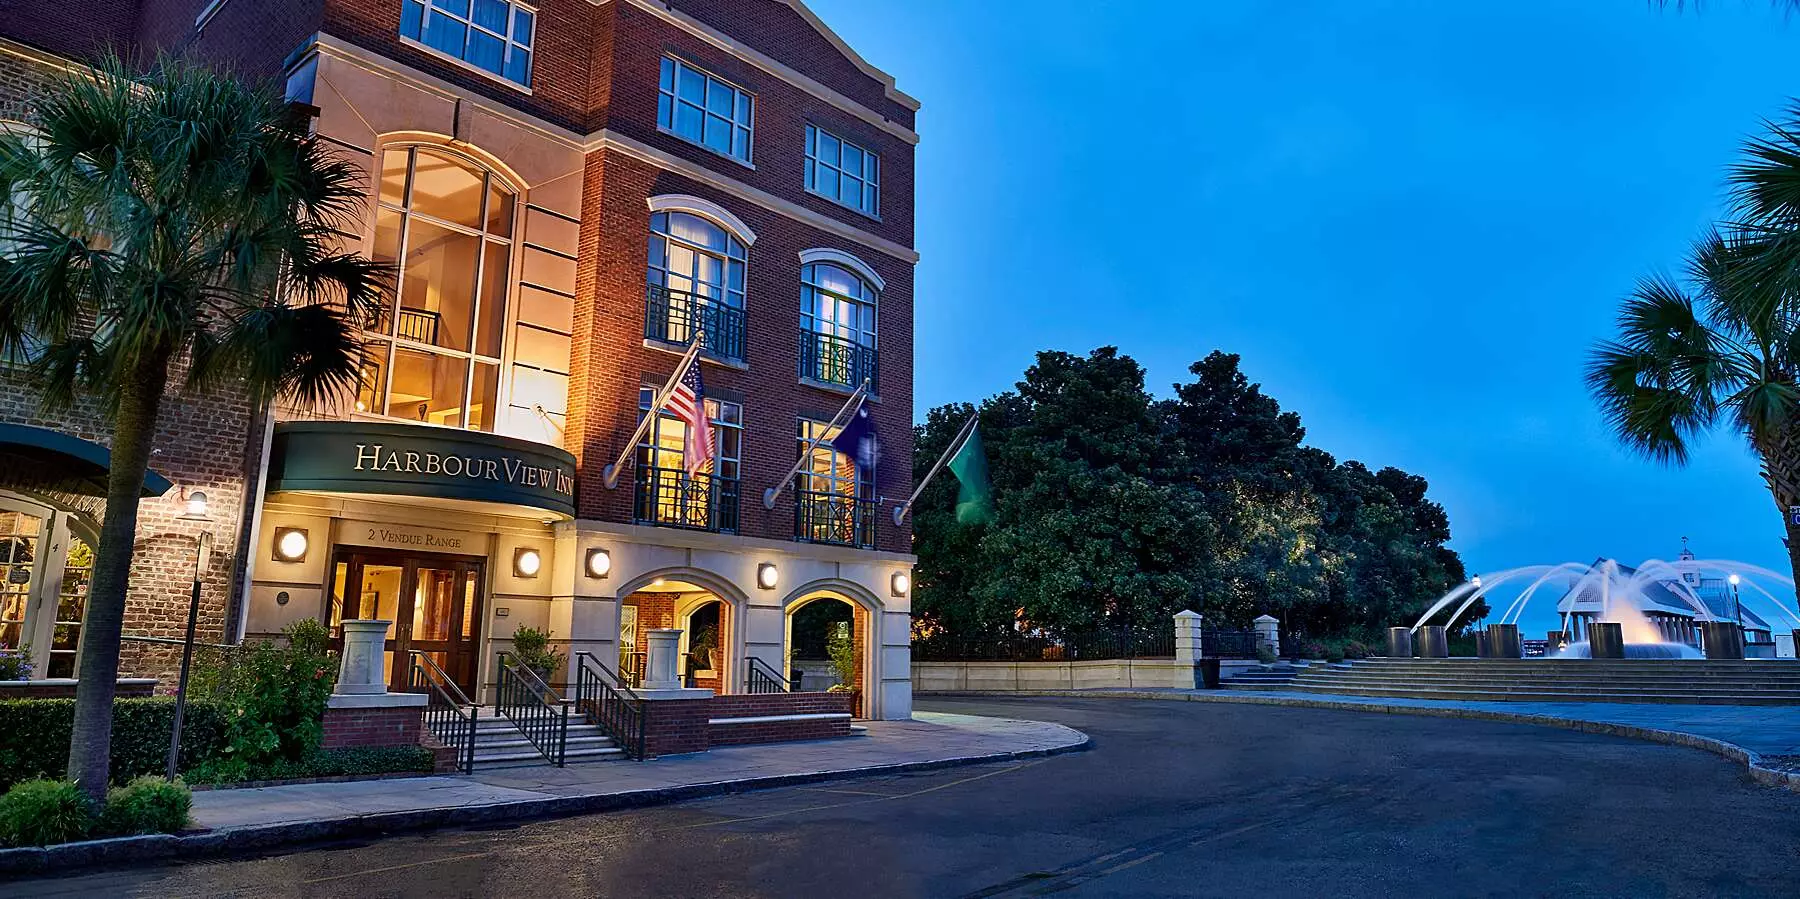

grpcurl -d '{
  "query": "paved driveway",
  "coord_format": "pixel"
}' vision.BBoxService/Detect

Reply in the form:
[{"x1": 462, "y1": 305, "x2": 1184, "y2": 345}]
[{"x1": 12, "y1": 696, "x2": 1800, "y2": 898}]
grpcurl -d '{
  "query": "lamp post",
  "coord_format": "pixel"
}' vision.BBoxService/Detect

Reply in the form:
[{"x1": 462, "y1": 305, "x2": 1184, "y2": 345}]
[
  {"x1": 166, "y1": 491, "x2": 213, "y2": 780},
  {"x1": 1729, "y1": 573, "x2": 1744, "y2": 630}
]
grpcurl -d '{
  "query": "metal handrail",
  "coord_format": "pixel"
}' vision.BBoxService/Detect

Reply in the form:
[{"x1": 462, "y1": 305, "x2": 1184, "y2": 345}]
[
  {"x1": 619, "y1": 650, "x2": 647, "y2": 689},
  {"x1": 744, "y1": 656, "x2": 797, "y2": 694},
  {"x1": 495, "y1": 651, "x2": 569, "y2": 767},
  {"x1": 793, "y1": 488, "x2": 877, "y2": 548},
  {"x1": 645, "y1": 284, "x2": 746, "y2": 361},
  {"x1": 574, "y1": 652, "x2": 648, "y2": 760},
  {"x1": 409, "y1": 650, "x2": 477, "y2": 774}
]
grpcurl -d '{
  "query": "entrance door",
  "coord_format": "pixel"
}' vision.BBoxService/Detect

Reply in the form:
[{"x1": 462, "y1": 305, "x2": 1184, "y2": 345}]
[{"x1": 328, "y1": 550, "x2": 486, "y2": 697}]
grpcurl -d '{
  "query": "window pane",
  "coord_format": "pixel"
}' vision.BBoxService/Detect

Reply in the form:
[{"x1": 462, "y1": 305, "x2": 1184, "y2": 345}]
[
  {"x1": 841, "y1": 145, "x2": 862, "y2": 176},
  {"x1": 469, "y1": 361, "x2": 499, "y2": 432},
  {"x1": 677, "y1": 66, "x2": 704, "y2": 104},
  {"x1": 674, "y1": 103, "x2": 703, "y2": 142},
  {"x1": 667, "y1": 212, "x2": 724, "y2": 252},
  {"x1": 819, "y1": 132, "x2": 839, "y2": 166},
  {"x1": 816, "y1": 166, "x2": 838, "y2": 200},
  {"x1": 401, "y1": 0, "x2": 426, "y2": 41},
  {"x1": 424, "y1": 11, "x2": 467, "y2": 57},
  {"x1": 356, "y1": 342, "x2": 388, "y2": 413},
  {"x1": 504, "y1": 48, "x2": 531, "y2": 86},
  {"x1": 839, "y1": 180, "x2": 860, "y2": 210},
  {"x1": 657, "y1": 94, "x2": 672, "y2": 129},
  {"x1": 371, "y1": 210, "x2": 403, "y2": 333},
  {"x1": 400, "y1": 219, "x2": 480, "y2": 352},
  {"x1": 386, "y1": 347, "x2": 471, "y2": 427},
  {"x1": 432, "y1": 0, "x2": 470, "y2": 15},
  {"x1": 704, "y1": 114, "x2": 731, "y2": 153},
  {"x1": 735, "y1": 94, "x2": 752, "y2": 126},
  {"x1": 472, "y1": 0, "x2": 508, "y2": 33},
  {"x1": 660, "y1": 57, "x2": 674, "y2": 93},
  {"x1": 706, "y1": 81, "x2": 734, "y2": 117},
  {"x1": 733, "y1": 128, "x2": 749, "y2": 161},
  {"x1": 467, "y1": 30, "x2": 504, "y2": 74},
  {"x1": 514, "y1": 8, "x2": 533, "y2": 44},
  {"x1": 476, "y1": 241, "x2": 509, "y2": 357},
  {"x1": 409, "y1": 149, "x2": 484, "y2": 228},
  {"x1": 485, "y1": 182, "x2": 514, "y2": 237},
  {"x1": 379, "y1": 149, "x2": 410, "y2": 206}
]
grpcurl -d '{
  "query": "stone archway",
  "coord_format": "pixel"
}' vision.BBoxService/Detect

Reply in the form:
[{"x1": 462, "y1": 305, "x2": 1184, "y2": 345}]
[
  {"x1": 614, "y1": 567, "x2": 747, "y2": 690},
  {"x1": 781, "y1": 580, "x2": 882, "y2": 718}
]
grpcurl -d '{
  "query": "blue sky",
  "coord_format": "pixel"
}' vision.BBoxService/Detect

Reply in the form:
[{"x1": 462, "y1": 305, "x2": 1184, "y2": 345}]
[{"x1": 812, "y1": 0, "x2": 1800, "y2": 628}]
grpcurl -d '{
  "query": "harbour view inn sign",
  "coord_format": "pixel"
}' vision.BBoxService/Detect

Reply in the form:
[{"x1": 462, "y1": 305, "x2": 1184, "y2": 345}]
[{"x1": 269, "y1": 421, "x2": 579, "y2": 518}]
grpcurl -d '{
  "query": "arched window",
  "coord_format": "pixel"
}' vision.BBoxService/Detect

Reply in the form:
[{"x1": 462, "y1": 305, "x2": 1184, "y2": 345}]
[
  {"x1": 799, "y1": 261, "x2": 878, "y2": 389},
  {"x1": 360, "y1": 146, "x2": 516, "y2": 432},
  {"x1": 646, "y1": 211, "x2": 747, "y2": 360}
]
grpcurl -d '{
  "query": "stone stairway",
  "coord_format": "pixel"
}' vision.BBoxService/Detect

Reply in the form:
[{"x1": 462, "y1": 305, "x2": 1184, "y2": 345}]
[
  {"x1": 1228, "y1": 657, "x2": 1800, "y2": 704},
  {"x1": 471, "y1": 714, "x2": 624, "y2": 769}
]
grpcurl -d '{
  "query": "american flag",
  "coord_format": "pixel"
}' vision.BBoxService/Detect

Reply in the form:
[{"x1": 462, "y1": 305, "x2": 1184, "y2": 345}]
[{"x1": 663, "y1": 355, "x2": 713, "y2": 475}]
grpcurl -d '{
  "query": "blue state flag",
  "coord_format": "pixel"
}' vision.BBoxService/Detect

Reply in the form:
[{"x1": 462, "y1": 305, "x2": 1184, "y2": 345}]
[{"x1": 831, "y1": 403, "x2": 881, "y2": 470}]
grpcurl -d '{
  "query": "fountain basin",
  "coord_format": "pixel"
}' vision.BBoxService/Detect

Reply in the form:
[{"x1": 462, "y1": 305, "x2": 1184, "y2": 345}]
[{"x1": 1551, "y1": 641, "x2": 1703, "y2": 660}]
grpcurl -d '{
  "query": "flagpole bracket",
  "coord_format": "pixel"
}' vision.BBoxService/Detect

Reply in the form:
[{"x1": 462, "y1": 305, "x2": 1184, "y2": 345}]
[
  {"x1": 761, "y1": 487, "x2": 779, "y2": 510},
  {"x1": 892, "y1": 504, "x2": 908, "y2": 527},
  {"x1": 603, "y1": 464, "x2": 621, "y2": 490}
]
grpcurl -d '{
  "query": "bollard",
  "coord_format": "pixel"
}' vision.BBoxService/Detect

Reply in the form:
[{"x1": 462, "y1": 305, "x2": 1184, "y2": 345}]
[
  {"x1": 1700, "y1": 621, "x2": 1745, "y2": 660},
  {"x1": 1587, "y1": 622, "x2": 1624, "y2": 659},
  {"x1": 1419, "y1": 625, "x2": 1449, "y2": 659},
  {"x1": 1386, "y1": 627, "x2": 1414, "y2": 659},
  {"x1": 1475, "y1": 631, "x2": 1490, "y2": 658},
  {"x1": 1486, "y1": 623, "x2": 1522, "y2": 659}
]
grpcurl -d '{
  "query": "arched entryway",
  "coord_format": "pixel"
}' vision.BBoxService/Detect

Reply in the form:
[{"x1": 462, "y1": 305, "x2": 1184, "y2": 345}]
[
  {"x1": 783, "y1": 583, "x2": 878, "y2": 718},
  {"x1": 615, "y1": 568, "x2": 744, "y2": 693}
]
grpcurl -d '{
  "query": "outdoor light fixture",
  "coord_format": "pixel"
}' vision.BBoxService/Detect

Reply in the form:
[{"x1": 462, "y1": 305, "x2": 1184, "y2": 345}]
[
  {"x1": 513, "y1": 547, "x2": 542, "y2": 579},
  {"x1": 178, "y1": 490, "x2": 211, "y2": 522},
  {"x1": 585, "y1": 548, "x2": 611, "y2": 579},
  {"x1": 1471, "y1": 575, "x2": 1482, "y2": 588},
  {"x1": 891, "y1": 571, "x2": 911, "y2": 597},
  {"x1": 757, "y1": 563, "x2": 779, "y2": 590},
  {"x1": 272, "y1": 527, "x2": 310, "y2": 563},
  {"x1": 1729, "y1": 573, "x2": 1742, "y2": 586}
]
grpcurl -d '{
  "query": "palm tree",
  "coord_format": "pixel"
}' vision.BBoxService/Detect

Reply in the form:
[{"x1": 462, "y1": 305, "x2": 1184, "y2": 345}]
[{"x1": 0, "y1": 56, "x2": 386, "y2": 800}]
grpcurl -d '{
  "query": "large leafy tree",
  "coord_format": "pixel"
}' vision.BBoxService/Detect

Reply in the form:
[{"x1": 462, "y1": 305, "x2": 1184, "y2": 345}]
[{"x1": 0, "y1": 57, "x2": 386, "y2": 799}]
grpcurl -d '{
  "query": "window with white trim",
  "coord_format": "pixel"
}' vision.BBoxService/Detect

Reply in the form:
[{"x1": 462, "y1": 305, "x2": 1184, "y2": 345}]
[
  {"x1": 805, "y1": 125, "x2": 879, "y2": 217},
  {"x1": 401, "y1": 0, "x2": 535, "y2": 88},
  {"x1": 659, "y1": 57, "x2": 754, "y2": 164}
]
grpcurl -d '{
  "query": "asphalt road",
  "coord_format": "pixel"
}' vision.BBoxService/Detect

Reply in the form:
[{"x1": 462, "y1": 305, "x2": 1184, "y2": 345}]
[{"x1": 11, "y1": 696, "x2": 1800, "y2": 898}]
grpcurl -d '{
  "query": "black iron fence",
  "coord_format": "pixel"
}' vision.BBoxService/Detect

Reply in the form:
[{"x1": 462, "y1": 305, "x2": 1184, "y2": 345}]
[
  {"x1": 574, "y1": 651, "x2": 647, "y2": 760},
  {"x1": 745, "y1": 656, "x2": 799, "y2": 693},
  {"x1": 634, "y1": 466, "x2": 740, "y2": 534},
  {"x1": 798, "y1": 329, "x2": 877, "y2": 390},
  {"x1": 495, "y1": 651, "x2": 569, "y2": 767},
  {"x1": 794, "y1": 489, "x2": 876, "y2": 548},
  {"x1": 645, "y1": 284, "x2": 745, "y2": 361},
  {"x1": 408, "y1": 650, "x2": 476, "y2": 774}
]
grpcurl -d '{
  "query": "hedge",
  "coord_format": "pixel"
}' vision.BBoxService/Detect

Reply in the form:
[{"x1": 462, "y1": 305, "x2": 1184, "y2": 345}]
[{"x1": 0, "y1": 697, "x2": 229, "y2": 791}]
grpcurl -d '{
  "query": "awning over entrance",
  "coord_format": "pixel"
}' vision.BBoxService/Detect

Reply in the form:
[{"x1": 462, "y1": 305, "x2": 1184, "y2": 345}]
[
  {"x1": 268, "y1": 421, "x2": 578, "y2": 519},
  {"x1": 0, "y1": 423, "x2": 175, "y2": 517}
]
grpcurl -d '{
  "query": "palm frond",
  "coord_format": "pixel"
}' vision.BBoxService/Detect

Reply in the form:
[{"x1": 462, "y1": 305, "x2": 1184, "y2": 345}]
[{"x1": 1586, "y1": 276, "x2": 1724, "y2": 463}]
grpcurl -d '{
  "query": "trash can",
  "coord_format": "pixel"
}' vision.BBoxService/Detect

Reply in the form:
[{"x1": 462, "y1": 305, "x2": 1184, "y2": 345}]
[{"x1": 1199, "y1": 658, "x2": 1222, "y2": 689}]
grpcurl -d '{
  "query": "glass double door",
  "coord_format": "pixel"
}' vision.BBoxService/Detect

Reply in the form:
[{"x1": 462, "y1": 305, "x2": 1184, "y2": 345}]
[{"x1": 329, "y1": 550, "x2": 485, "y2": 697}]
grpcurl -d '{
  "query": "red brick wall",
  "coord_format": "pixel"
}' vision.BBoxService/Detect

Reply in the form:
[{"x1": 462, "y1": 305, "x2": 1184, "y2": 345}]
[
  {"x1": 639, "y1": 695, "x2": 710, "y2": 757},
  {"x1": 2, "y1": 1, "x2": 140, "y2": 65},
  {"x1": 321, "y1": 703, "x2": 424, "y2": 749},
  {"x1": 707, "y1": 691, "x2": 853, "y2": 745},
  {"x1": 570, "y1": 150, "x2": 915, "y2": 554}
]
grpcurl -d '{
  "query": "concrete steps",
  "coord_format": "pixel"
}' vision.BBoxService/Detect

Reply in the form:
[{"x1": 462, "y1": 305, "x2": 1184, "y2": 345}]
[
  {"x1": 1230, "y1": 658, "x2": 1800, "y2": 705},
  {"x1": 471, "y1": 716, "x2": 623, "y2": 769}
]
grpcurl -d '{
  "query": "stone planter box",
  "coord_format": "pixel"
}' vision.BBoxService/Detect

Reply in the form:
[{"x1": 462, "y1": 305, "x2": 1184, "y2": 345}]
[{"x1": 0, "y1": 679, "x2": 158, "y2": 699}]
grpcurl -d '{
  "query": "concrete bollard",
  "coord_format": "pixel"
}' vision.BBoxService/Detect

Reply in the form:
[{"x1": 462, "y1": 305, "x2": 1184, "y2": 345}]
[
  {"x1": 1386, "y1": 627, "x2": 1414, "y2": 659},
  {"x1": 1700, "y1": 621, "x2": 1745, "y2": 660},
  {"x1": 1474, "y1": 631, "x2": 1490, "y2": 658},
  {"x1": 1486, "y1": 623, "x2": 1522, "y2": 659},
  {"x1": 1419, "y1": 625, "x2": 1449, "y2": 659},
  {"x1": 1587, "y1": 622, "x2": 1625, "y2": 659}
]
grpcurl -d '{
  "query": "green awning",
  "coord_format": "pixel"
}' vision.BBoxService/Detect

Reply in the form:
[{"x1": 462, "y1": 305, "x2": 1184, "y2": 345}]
[{"x1": 0, "y1": 423, "x2": 174, "y2": 500}]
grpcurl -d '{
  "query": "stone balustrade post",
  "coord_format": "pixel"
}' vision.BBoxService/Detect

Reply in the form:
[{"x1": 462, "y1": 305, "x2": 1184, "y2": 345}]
[
  {"x1": 642, "y1": 628, "x2": 684, "y2": 690},
  {"x1": 1174, "y1": 610, "x2": 1203, "y2": 662},
  {"x1": 1253, "y1": 615, "x2": 1281, "y2": 657},
  {"x1": 335, "y1": 620, "x2": 391, "y2": 694}
]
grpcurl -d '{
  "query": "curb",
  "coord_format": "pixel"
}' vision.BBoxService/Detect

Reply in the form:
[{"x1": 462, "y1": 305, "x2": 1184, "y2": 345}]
[
  {"x1": 925, "y1": 689, "x2": 1800, "y2": 791},
  {"x1": 0, "y1": 730, "x2": 1089, "y2": 879}
]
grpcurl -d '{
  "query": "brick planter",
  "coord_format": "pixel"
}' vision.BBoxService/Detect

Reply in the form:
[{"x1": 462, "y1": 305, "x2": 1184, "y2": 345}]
[
  {"x1": 707, "y1": 692, "x2": 855, "y2": 747},
  {"x1": 321, "y1": 702, "x2": 424, "y2": 750}
]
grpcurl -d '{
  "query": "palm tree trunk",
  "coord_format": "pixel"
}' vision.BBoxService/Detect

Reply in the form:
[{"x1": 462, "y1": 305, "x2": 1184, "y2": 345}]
[
  {"x1": 65, "y1": 350, "x2": 171, "y2": 801},
  {"x1": 1759, "y1": 424, "x2": 1800, "y2": 610}
]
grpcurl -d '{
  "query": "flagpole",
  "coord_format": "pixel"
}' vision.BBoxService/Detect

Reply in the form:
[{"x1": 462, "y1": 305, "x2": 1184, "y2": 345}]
[
  {"x1": 761, "y1": 379, "x2": 869, "y2": 510},
  {"x1": 892, "y1": 411, "x2": 979, "y2": 526},
  {"x1": 603, "y1": 334, "x2": 705, "y2": 490}
]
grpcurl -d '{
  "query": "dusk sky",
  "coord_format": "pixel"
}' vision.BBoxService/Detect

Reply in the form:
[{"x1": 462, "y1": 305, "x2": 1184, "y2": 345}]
[{"x1": 812, "y1": 0, "x2": 1800, "y2": 629}]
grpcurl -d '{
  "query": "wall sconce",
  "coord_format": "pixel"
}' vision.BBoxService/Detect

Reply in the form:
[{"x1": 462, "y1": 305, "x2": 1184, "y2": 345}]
[
  {"x1": 513, "y1": 547, "x2": 543, "y2": 579},
  {"x1": 757, "y1": 562, "x2": 779, "y2": 590},
  {"x1": 891, "y1": 571, "x2": 910, "y2": 597},
  {"x1": 272, "y1": 527, "x2": 310, "y2": 563},
  {"x1": 585, "y1": 548, "x2": 611, "y2": 579},
  {"x1": 178, "y1": 489, "x2": 210, "y2": 522}
]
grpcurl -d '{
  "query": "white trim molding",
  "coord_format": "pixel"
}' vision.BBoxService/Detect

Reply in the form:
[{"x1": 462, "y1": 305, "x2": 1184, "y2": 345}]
[
  {"x1": 799, "y1": 247, "x2": 885, "y2": 292},
  {"x1": 647, "y1": 194, "x2": 758, "y2": 246}
]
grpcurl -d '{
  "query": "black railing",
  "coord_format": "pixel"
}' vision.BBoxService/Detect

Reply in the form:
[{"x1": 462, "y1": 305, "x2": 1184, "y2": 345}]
[
  {"x1": 574, "y1": 652, "x2": 647, "y2": 760},
  {"x1": 745, "y1": 656, "x2": 798, "y2": 693},
  {"x1": 495, "y1": 651, "x2": 569, "y2": 767},
  {"x1": 634, "y1": 466, "x2": 740, "y2": 534},
  {"x1": 645, "y1": 284, "x2": 745, "y2": 362},
  {"x1": 397, "y1": 307, "x2": 441, "y2": 344},
  {"x1": 409, "y1": 650, "x2": 477, "y2": 774},
  {"x1": 1200, "y1": 629, "x2": 1259, "y2": 660},
  {"x1": 913, "y1": 626, "x2": 1178, "y2": 662},
  {"x1": 619, "y1": 650, "x2": 647, "y2": 689},
  {"x1": 794, "y1": 489, "x2": 877, "y2": 548},
  {"x1": 798, "y1": 329, "x2": 877, "y2": 390}
]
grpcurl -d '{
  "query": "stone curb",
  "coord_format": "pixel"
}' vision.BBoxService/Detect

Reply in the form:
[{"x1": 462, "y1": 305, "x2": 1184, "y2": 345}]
[
  {"x1": 0, "y1": 729, "x2": 1090, "y2": 879},
  {"x1": 925, "y1": 689, "x2": 1800, "y2": 791}
]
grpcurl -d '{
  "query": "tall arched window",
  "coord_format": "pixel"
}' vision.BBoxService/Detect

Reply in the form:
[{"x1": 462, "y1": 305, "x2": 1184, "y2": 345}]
[
  {"x1": 646, "y1": 211, "x2": 747, "y2": 360},
  {"x1": 360, "y1": 146, "x2": 516, "y2": 431},
  {"x1": 800, "y1": 261, "x2": 878, "y2": 389}
]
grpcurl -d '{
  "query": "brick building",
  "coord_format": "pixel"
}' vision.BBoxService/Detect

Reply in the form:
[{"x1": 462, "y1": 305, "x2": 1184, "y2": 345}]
[{"x1": 0, "y1": 0, "x2": 919, "y2": 720}]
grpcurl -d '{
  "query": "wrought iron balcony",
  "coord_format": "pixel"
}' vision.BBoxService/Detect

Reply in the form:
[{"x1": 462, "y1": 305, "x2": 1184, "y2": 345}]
[
  {"x1": 396, "y1": 307, "x2": 441, "y2": 344},
  {"x1": 645, "y1": 284, "x2": 745, "y2": 362},
  {"x1": 798, "y1": 329, "x2": 877, "y2": 391},
  {"x1": 793, "y1": 488, "x2": 877, "y2": 549},
  {"x1": 634, "y1": 466, "x2": 740, "y2": 534}
]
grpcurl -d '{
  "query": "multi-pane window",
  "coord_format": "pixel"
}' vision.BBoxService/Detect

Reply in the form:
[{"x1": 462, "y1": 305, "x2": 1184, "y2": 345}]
[
  {"x1": 401, "y1": 0, "x2": 535, "y2": 87},
  {"x1": 658, "y1": 57, "x2": 754, "y2": 164},
  {"x1": 0, "y1": 511, "x2": 38, "y2": 657},
  {"x1": 801, "y1": 262, "x2": 877, "y2": 350},
  {"x1": 795, "y1": 418, "x2": 874, "y2": 546},
  {"x1": 797, "y1": 419, "x2": 867, "y2": 499},
  {"x1": 360, "y1": 146, "x2": 516, "y2": 432},
  {"x1": 49, "y1": 536, "x2": 91, "y2": 679},
  {"x1": 638, "y1": 390, "x2": 743, "y2": 481},
  {"x1": 636, "y1": 389, "x2": 743, "y2": 532},
  {"x1": 805, "y1": 125, "x2": 880, "y2": 217}
]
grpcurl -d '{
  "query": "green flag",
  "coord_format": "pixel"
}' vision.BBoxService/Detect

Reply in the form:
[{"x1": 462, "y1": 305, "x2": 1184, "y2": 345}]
[{"x1": 946, "y1": 425, "x2": 995, "y2": 525}]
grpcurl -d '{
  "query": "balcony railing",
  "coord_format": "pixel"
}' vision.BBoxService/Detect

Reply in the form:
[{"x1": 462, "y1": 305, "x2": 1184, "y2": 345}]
[
  {"x1": 798, "y1": 329, "x2": 877, "y2": 391},
  {"x1": 634, "y1": 466, "x2": 740, "y2": 534},
  {"x1": 793, "y1": 488, "x2": 877, "y2": 549},
  {"x1": 645, "y1": 284, "x2": 745, "y2": 362}
]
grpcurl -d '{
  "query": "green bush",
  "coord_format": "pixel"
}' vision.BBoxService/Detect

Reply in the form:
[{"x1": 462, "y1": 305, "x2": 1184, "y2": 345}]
[
  {"x1": 1325, "y1": 645, "x2": 1346, "y2": 663},
  {"x1": 1254, "y1": 644, "x2": 1279, "y2": 664},
  {"x1": 0, "y1": 779, "x2": 93, "y2": 847},
  {"x1": 98, "y1": 776, "x2": 191, "y2": 836},
  {"x1": 190, "y1": 620, "x2": 336, "y2": 782},
  {"x1": 1342, "y1": 640, "x2": 1370, "y2": 660},
  {"x1": 510, "y1": 625, "x2": 565, "y2": 676},
  {"x1": 0, "y1": 646, "x2": 30, "y2": 680},
  {"x1": 190, "y1": 745, "x2": 435, "y2": 784},
  {"x1": 0, "y1": 697, "x2": 229, "y2": 791}
]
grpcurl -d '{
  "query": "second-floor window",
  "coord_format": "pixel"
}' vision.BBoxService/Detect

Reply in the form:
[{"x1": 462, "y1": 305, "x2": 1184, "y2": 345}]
[
  {"x1": 401, "y1": 0, "x2": 536, "y2": 88},
  {"x1": 805, "y1": 125, "x2": 880, "y2": 217},
  {"x1": 795, "y1": 418, "x2": 875, "y2": 547},
  {"x1": 659, "y1": 57, "x2": 754, "y2": 164},
  {"x1": 637, "y1": 389, "x2": 742, "y2": 532}
]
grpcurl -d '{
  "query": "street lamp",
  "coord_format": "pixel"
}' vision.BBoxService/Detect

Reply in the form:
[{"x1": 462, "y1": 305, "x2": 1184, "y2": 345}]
[
  {"x1": 1728, "y1": 573, "x2": 1745, "y2": 630},
  {"x1": 167, "y1": 490, "x2": 213, "y2": 780}
]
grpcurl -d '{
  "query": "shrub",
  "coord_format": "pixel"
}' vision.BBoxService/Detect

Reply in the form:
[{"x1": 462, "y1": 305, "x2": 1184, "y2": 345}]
[
  {"x1": 0, "y1": 779, "x2": 93, "y2": 847},
  {"x1": 1299, "y1": 640, "x2": 1328, "y2": 660},
  {"x1": 1254, "y1": 644, "x2": 1278, "y2": 664},
  {"x1": 191, "y1": 620, "x2": 336, "y2": 782},
  {"x1": 98, "y1": 776, "x2": 191, "y2": 836},
  {"x1": 1343, "y1": 640, "x2": 1370, "y2": 660},
  {"x1": 1325, "y1": 646, "x2": 1346, "y2": 663},
  {"x1": 0, "y1": 697, "x2": 229, "y2": 791},
  {"x1": 827, "y1": 630, "x2": 857, "y2": 688},
  {"x1": 510, "y1": 625, "x2": 565, "y2": 677},
  {"x1": 0, "y1": 646, "x2": 30, "y2": 681},
  {"x1": 190, "y1": 745, "x2": 435, "y2": 784}
]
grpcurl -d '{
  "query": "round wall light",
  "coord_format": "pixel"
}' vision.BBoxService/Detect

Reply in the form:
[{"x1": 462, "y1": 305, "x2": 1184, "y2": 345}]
[
  {"x1": 585, "y1": 548, "x2": 612, "y2": 579},
  {"x1": 757, "y1": 562, "x2": 779, "y2": 590},
  {"x1": 513, "y1": 547, "x2": 543, "y2": 578},
  {"x1": 272, "y1": 527, "x2": 310, "y2": 563},
  {"x1": 891, "y1": 571, "x2": 911, "y2": 597},
  {"x1": 179, "y1": 490, "x2": 210, "y2": 521}
]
